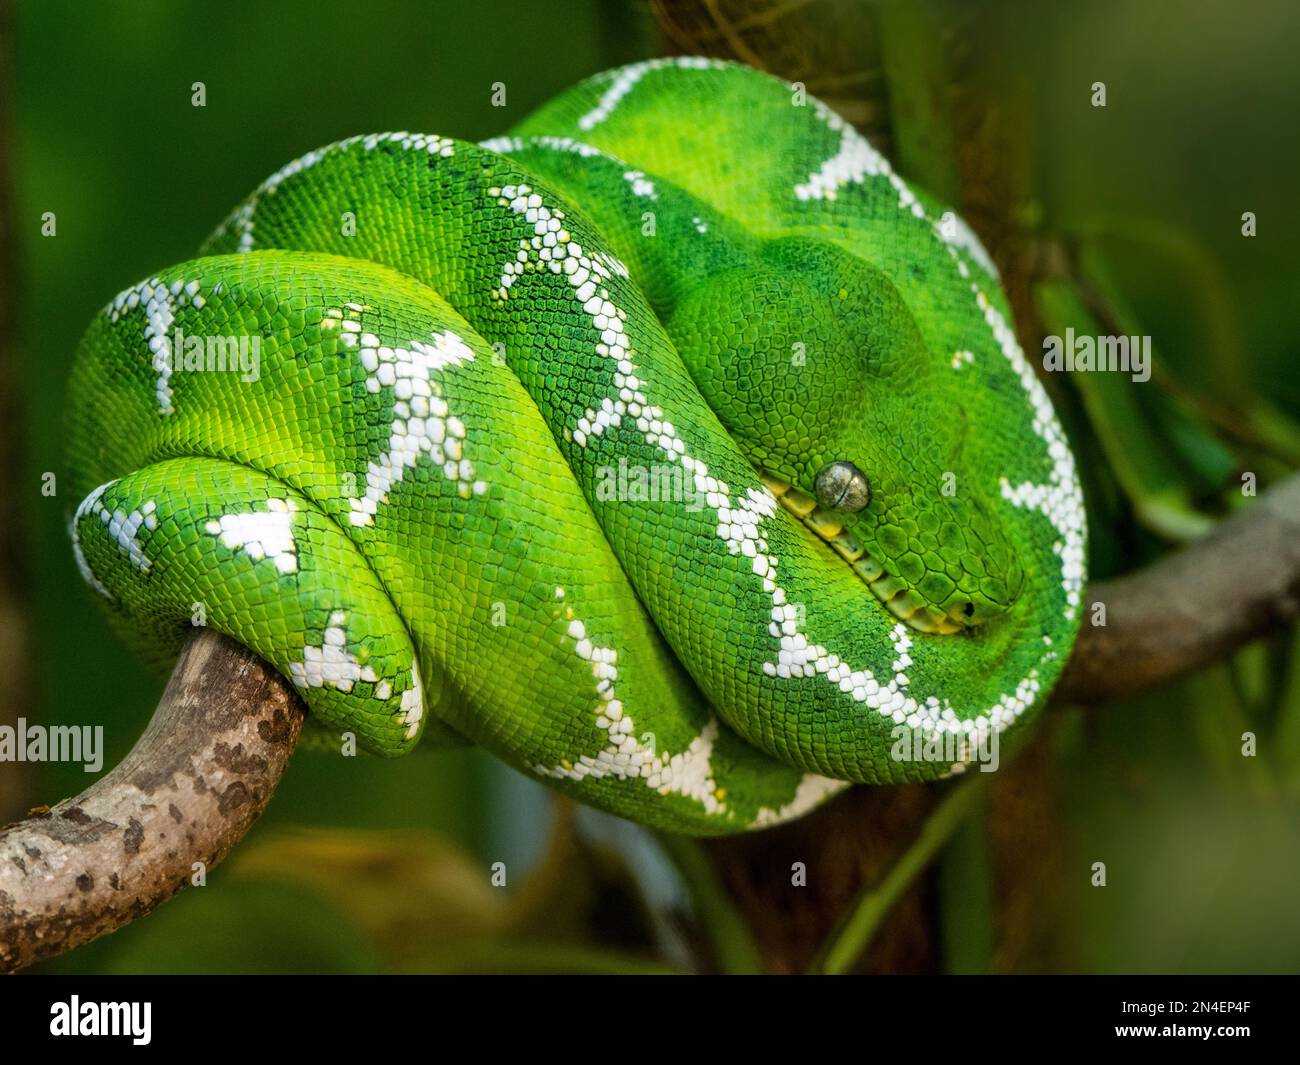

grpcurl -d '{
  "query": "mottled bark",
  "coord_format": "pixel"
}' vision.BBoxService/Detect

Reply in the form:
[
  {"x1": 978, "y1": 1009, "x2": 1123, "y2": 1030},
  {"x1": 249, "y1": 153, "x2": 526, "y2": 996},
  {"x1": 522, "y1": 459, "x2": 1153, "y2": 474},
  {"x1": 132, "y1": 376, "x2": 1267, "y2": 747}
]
[{"x1": 0, "y1": 629, "x2": 303, "y2": 972}]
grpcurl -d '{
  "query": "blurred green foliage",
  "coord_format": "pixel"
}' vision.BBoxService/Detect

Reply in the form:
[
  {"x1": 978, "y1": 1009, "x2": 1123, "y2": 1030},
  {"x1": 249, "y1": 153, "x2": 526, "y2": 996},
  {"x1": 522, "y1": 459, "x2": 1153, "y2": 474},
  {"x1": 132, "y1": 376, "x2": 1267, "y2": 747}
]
[{"x1": 13, "y1": 0, "x2": 1300, "y2": 972}]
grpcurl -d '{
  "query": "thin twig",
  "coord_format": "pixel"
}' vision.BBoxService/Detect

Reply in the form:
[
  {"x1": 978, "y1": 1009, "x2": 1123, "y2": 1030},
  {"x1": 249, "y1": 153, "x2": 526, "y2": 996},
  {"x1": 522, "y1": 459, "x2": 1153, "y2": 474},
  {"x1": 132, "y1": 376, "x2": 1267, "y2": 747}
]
[
  {"x1": 810, "y1": 773, "x2": 991, "y2": 975},
  {"x1": 656, "y1": 830, "x2": 765, "y2": 973}
]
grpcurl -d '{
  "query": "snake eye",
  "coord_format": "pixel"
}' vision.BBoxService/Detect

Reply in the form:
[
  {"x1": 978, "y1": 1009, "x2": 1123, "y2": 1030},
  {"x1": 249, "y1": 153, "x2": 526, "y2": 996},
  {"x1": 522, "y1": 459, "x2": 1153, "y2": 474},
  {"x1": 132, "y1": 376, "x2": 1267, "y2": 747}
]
[{"x1": 814, "y1": 461, "x2": 871, "y2": 513}]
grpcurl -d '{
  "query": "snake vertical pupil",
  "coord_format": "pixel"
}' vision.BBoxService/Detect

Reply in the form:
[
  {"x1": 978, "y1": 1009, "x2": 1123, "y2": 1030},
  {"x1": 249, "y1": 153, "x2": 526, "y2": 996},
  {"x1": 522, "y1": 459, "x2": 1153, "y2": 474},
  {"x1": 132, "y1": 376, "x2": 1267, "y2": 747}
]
[{"x1": 814, "y1": 461, "x2": 871, "y2": 513}]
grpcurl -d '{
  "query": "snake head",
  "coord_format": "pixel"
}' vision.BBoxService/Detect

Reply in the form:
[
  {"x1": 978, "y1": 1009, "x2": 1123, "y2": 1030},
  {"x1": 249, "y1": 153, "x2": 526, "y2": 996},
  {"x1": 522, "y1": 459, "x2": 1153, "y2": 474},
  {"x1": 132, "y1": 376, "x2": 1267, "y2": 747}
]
[
  {"x1": 798, "y1": 455, "x2": 1025, "y2": 633},
  {"x1": 670, "y1": 236, "x2": 1025, "y2": 635}
]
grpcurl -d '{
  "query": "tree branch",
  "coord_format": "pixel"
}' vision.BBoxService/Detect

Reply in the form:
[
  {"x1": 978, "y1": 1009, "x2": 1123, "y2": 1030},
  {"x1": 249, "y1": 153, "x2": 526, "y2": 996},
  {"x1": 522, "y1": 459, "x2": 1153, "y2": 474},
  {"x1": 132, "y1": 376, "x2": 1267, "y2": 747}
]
[
  {"x1": 1054, "y1": 472, "x2": 1300, "y2": 704},
  {"x1": 0, "y1": 629, "x2": 304, "y2": 972},
  {"x1": 3, "y1": 473, "x2": 1297, "y2": 971}
]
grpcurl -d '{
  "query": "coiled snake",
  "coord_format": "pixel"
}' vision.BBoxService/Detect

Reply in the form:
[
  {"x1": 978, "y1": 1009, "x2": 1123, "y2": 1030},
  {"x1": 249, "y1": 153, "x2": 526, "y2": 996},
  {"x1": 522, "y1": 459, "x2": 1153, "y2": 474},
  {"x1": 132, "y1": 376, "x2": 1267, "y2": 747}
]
[{"x1": 67, "y1": 59, "x2": 1086, "y2": 834}]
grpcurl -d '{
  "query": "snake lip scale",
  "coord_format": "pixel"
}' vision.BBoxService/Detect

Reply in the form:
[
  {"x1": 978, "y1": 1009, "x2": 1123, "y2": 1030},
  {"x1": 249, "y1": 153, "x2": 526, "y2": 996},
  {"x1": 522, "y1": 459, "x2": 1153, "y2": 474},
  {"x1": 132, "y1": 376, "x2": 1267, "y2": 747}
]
[
  {"x1": 66, "y1": 58, "x2": 1086, "y2": 834},
  {"x1": 759, "y1": 468, "x2": 968, "y2": 635}
]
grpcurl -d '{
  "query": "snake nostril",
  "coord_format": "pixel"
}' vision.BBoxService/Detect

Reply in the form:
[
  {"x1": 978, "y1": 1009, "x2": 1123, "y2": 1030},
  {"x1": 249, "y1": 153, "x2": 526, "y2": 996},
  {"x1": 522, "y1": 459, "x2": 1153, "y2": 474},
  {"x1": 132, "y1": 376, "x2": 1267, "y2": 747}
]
[{"x1": 963, "y1": 602, "x2": 975, "y2": 618}]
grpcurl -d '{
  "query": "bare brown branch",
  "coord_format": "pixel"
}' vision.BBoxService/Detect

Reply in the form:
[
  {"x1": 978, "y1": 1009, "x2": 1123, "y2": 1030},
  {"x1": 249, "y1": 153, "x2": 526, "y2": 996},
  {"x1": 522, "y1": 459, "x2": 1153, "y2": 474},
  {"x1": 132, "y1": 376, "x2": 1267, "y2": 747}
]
[
  {"x1": 1054, "y1": 472, "x2": 1300, "y2": 704},
  {"x1": 0, "y1": 629, "x2": 304, "y2": 972}
]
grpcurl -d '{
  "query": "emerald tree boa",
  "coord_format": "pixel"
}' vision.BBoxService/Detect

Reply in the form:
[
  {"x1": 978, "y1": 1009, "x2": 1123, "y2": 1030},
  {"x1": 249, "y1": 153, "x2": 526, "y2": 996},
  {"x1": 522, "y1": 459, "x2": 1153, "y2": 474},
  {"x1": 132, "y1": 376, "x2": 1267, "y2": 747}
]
[{"x1": 67, "y1": 59, "x2": 1085, "y2": 834}]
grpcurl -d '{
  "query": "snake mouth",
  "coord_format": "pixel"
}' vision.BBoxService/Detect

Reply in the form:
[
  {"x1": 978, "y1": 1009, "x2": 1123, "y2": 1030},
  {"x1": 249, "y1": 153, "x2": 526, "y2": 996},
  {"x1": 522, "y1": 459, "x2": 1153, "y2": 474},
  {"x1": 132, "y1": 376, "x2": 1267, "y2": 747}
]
[{"x1": 758, "y1": 470, "x2": 965, "y2": 635}]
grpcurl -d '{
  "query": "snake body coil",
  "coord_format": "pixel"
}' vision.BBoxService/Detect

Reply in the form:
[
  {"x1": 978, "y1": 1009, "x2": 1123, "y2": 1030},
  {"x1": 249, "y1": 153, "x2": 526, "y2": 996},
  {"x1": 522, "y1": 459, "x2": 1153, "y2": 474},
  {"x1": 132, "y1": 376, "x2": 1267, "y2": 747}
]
[{"x1": 67, "y1": 60, "x2": 1086, "y2": 833}]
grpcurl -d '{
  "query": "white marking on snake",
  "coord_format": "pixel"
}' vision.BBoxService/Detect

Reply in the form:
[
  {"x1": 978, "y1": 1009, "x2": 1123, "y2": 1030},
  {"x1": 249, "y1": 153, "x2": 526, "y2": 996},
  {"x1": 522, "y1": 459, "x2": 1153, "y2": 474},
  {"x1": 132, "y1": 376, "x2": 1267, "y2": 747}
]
[
  {"x1": 289, "y1": 611, "x2": 423, "y2": 738},
  {"x1": 204, "y1": 498, "x2": 298, "y2": 574},
  {"x1": 399, "y1": 662, "x2": 424, "y2": 739},
  {"x1": 795, "y1": 94, "x2": 1083, "y2": 623},
  {"x1": 976, "y1": 286, "x2": 1086, "y2": 619},
  {"x1": 937, "y1": 212, "x2": 1000, "y2": 279},
  {"x1": 487, "y1": 179, "x2": 1060, "y2": 780},
  {"x1": 484, "y1": 135, "x2": 666, "y2": 219},
  {"x1": 290, "y1": 611, "x2": 379, "y2": 693},
  {"x1": 322, "y1": 305, "x2": 485, "y2": 525},
  {"x1": 219, "y1": 133, "x2": 455, "y2": 253},
  {"x1": 797, "y1": 99, "x2": 994, "y2": 277},
  {"x1": 106, "y1": 276, "x2": 205, "y2": 415},
  {"x1": 795, "y1": 100, "x2": 924, "y2": 217},
  {"x1": 576, "y1": 56, "x2": 726, "y2": 131},
  {"x1": 491, "y1": 184, "x2": 641, "y2": 449},
  {"x1": 70, "y1": 481, "x2": 117, "y2": 598},
  {"x1": 72, "y1": 479, "x2": 158, "y2": 587},
  {"x1": 480, "y1": 134, "x2": 604, "y2": 159},
  {"x1": 623, "y1": 170, "x2": 657, "y2": 199},
  {"x1": 751, "y1": 774, "x2": 850, "y2": 830},
  {"x1": 534, "y1": 614, "x2": 725, "y2": 816}
]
